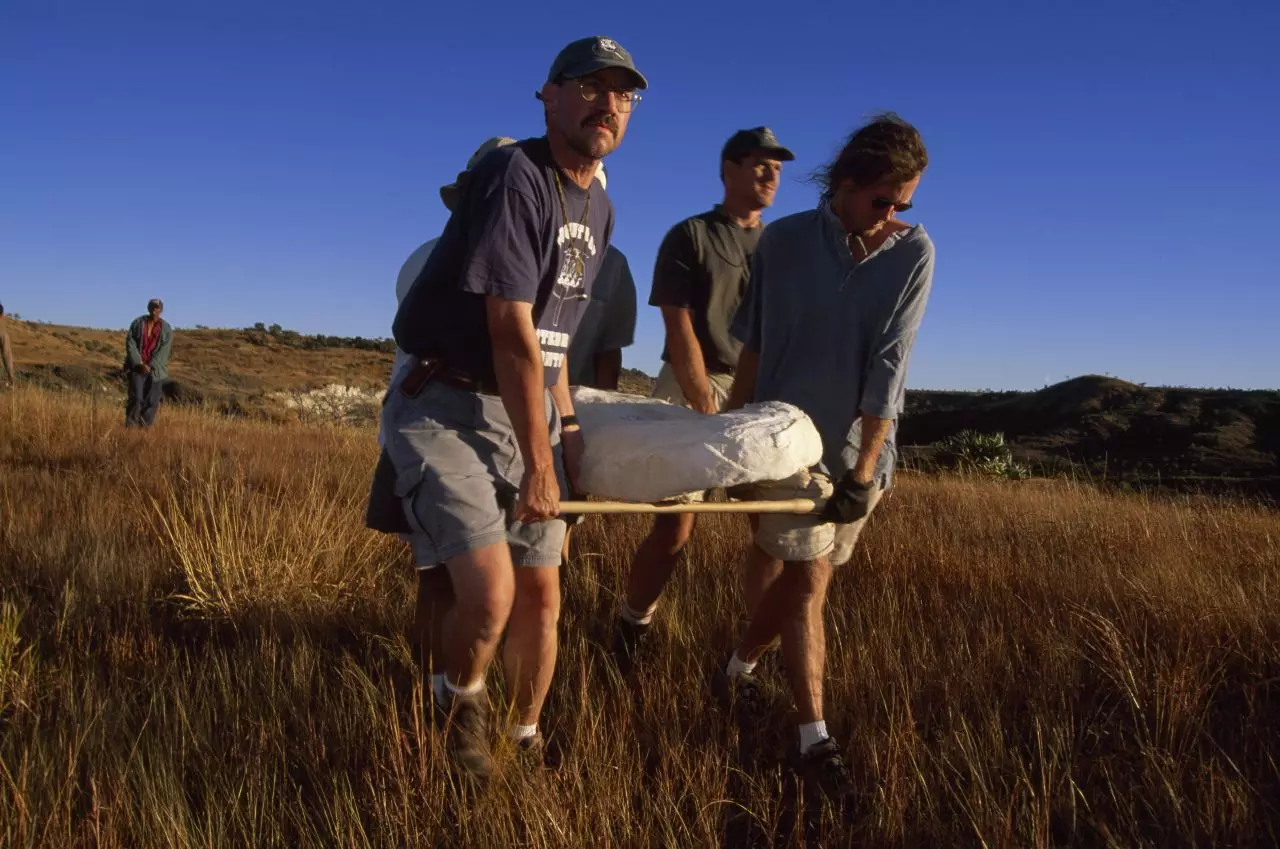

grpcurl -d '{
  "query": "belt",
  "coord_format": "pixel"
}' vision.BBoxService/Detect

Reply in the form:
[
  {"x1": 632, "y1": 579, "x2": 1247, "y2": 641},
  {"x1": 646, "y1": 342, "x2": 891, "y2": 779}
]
[{"x1": 400, "y1": 358, "x2": 500, "y2": 398}]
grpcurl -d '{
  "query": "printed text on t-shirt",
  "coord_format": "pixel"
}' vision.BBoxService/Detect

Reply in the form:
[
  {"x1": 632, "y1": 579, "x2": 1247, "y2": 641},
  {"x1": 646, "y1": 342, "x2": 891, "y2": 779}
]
[{"x1": 537, "y1": 327, "x2": 571, "y2": 369}]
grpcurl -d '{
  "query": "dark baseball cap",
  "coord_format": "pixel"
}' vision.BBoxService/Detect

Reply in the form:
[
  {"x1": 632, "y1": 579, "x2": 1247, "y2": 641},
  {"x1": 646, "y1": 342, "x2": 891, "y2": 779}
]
[
  {"x1": 722, "y1": 127, "x2": 795, "y2": 162},
  {"x1": 546, "y1": 36, "x2": 648, "y2": 90}
]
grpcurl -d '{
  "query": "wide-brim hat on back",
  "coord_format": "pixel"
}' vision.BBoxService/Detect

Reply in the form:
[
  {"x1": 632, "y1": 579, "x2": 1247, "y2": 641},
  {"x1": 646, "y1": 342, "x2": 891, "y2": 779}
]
[{"x1": 439, "y1": 136, "x2": 518, "y2": 210}]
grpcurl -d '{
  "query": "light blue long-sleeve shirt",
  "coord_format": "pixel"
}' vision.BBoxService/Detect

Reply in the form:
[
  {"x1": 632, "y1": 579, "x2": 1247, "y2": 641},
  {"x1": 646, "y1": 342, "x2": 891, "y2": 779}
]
[{"x1": 730, "y1": 202, "x2": 935, "y2": 486}]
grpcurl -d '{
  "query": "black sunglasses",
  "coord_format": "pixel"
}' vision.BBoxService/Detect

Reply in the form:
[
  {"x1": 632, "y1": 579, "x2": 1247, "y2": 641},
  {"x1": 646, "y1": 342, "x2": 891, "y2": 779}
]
[{"x1": 871, "y1": 196, "x2": 913, "y2": 213}]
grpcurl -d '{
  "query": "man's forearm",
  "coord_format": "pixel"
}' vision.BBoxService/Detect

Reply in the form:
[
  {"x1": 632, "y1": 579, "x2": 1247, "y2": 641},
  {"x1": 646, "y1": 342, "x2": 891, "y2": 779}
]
[
  {"x1": 851, "y1": 414, "x2": 893, "y2": 483},
  {"x1": 549, "y1": 362, "x2": 575, "y2": 417},
  {"x1": 723, "y1": 346, "x2": 759, "y2": 412},
  {"x1": 670, "y1": 347, "x2": 712, "y2": 408},
  {"x1": 661, "y1": 308, "x2": 713, "y2": 410},
  {"x1": 488, "y1": 301, "x2": 554, "y2": 472},
  {"x1": 592, "y1": 349, "x2": 622, "y2": 391}
]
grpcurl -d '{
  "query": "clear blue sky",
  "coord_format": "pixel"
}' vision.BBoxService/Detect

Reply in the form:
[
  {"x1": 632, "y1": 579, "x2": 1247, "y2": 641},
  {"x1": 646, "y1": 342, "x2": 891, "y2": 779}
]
[{"x1": 2, "y1": 0, "x2": 1277, "y2": 390}]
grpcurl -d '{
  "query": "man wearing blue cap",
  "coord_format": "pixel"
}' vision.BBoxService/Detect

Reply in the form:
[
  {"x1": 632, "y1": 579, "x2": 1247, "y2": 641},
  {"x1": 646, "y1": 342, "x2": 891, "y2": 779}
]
[{"x1": 385, "y1": 36, "x2": 646, "y2": 781}]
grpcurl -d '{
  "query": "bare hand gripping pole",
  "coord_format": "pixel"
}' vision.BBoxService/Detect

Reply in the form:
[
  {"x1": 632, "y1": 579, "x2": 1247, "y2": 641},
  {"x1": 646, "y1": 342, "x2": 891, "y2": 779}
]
[{"x1": 557, "y1": 499, "x2": 827, "y2": 515}]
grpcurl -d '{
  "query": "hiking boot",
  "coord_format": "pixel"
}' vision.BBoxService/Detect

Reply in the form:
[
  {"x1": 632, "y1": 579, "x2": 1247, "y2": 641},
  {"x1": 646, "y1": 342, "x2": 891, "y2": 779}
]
[
  {"x1": 712, "y1": 662, "x2": 769, "y2": 732},
  {"x1": 440, "y1": 690, "x2": 493, "y2": 781},
  {"x1": 611, "y1": 618, "x2": 651, "y2": 678},
  {"x1": 515, "y1": 732, "x2": 564, "y2": 772},
  {"x1": 798, "y1": 738, "x2": 855, "y2": 802}
]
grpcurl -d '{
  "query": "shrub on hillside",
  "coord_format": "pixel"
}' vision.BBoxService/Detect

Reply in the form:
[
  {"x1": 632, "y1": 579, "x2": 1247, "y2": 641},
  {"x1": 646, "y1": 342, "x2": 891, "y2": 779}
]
[{"x1": 936, "y1": 430, "x2": 1030, "y2": 479}]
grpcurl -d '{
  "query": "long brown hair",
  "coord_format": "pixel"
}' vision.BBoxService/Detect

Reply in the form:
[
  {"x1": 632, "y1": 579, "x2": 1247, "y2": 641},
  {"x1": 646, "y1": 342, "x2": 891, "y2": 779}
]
[{"x1": 813, "y1": 112, "x2": 928, "y2": 200}]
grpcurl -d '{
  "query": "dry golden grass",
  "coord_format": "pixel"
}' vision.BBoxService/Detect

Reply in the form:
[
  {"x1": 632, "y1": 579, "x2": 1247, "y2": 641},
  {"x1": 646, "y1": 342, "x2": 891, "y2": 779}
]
[{"x1": 2, "y1": 385, "x2": 1279, "y2": 847}]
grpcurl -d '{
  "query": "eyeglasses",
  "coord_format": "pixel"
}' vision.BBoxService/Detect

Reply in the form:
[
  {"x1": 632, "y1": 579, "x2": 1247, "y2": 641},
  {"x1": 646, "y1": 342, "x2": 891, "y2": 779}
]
[
  {"x1": 573, "y1": 80, "x2": 641, "y2": 112},
  {"x1": 871, "y1": 196, "x2": 913, "y2": 213}
]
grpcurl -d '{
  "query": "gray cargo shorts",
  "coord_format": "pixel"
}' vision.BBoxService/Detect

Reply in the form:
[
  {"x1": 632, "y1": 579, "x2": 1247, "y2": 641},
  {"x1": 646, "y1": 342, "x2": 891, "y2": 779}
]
[{"x1": 383, "y1": 380, "x2": 567, "y2": 569}]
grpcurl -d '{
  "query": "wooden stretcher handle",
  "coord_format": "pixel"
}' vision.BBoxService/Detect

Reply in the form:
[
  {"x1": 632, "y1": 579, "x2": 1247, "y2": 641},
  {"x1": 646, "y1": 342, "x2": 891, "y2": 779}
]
[{"x1": 558, "y1": 498, "x2": 826, "y2": 515}]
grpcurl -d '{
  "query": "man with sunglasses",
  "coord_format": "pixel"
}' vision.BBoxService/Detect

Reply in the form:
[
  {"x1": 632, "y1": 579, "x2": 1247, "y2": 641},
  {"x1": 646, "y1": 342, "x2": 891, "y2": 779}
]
[
  {"x1": 719, "y1": 113, "x2": 934, "y2": 801},
  {"x1": 385, "y1": 36, "x2": 645, "y2": 782},
  {"x1": 610, "y1": 127, "x2": 795, "y2": 677}
]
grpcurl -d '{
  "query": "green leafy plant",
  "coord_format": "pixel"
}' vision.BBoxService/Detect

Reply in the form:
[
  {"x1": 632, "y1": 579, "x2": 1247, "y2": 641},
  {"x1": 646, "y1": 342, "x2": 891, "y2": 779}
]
[{"x1": 936, "y1": 430, "x2": 1030, "y2": 479}]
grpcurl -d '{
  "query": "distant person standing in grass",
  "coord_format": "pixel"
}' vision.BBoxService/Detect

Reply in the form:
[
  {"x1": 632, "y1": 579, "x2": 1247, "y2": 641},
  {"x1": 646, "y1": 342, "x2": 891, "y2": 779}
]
[
  {"x1": 719, "y1": 114, "x2": 935, "y2": 801},
  {"x1": 0, "y1": 303, "x2": 16, "y2": 389},
  {"x1": 610, "y1": 127, "x2": 795, "y2": 677},
  {"x1": 123, "y1": 298, "x2": 172, "y2": 427}
]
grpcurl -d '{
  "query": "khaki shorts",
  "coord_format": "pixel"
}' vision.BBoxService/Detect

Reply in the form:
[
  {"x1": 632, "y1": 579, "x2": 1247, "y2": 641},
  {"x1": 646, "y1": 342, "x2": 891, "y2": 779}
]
[
  {"x1": 738, "y1": 468, "x2": 883, "y2": 565},
  {"x1": 650, "y1": 362, "x2": 735, "y2": 410}
]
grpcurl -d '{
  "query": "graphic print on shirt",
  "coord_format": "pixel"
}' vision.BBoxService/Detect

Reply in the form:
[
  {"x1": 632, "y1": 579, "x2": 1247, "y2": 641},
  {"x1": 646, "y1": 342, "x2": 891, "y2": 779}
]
[{"x1": 541, "y1": 220, "x2": 597, "y2": 370}]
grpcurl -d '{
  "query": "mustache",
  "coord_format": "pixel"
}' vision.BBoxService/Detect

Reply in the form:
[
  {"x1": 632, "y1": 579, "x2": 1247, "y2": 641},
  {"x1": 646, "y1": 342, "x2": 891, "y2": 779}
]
[{"x1": 581, "y1": 113, "x2": 618, "y2": 133}]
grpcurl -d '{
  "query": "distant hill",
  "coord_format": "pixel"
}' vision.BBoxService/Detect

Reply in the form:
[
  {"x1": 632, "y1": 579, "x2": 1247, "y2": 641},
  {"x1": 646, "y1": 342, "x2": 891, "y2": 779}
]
[
  {"x1": 6, "y1": 321, "x2": 1276, "y2": 497},
  {"x1": 900, "y1": 375, "x2": 1280, "y2": 498}
]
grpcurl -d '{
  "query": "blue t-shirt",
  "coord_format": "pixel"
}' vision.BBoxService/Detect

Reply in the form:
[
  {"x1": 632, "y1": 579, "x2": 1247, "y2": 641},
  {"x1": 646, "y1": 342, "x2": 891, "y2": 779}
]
[
  {"x1": 731, "y1": 204, "x2": 935, "y2": 486},
  {"x1": 393, "y1": 136, "x2": 615, "y2": 387}
]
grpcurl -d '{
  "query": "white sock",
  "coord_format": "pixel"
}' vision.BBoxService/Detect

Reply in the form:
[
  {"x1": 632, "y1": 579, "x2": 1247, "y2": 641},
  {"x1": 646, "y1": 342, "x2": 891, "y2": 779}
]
[
  {"x1": 725, "y1": 652, "x2": 757, "y2": 678},
  {"x1": 620, "y1": 600, "x2": 656, "y2": 626},
  {"x1": 509, "y1": 723, "x2": 538, "y2": 742},
  {"x1": 431, "y1": 674, "x2": 448, "y2": 704},
  {"x1": 444, "y1": 675, "x2": 484, "y2": 697},
  {"x1": 798, "y1": 721, "x2": 830, "y2": 754}
]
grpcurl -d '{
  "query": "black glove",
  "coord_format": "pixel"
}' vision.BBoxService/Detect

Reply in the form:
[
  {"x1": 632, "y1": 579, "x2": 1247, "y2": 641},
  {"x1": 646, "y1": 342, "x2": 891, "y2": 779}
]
[{"x1": 822, "y1": 475, "x2": 877, "y2": 524}]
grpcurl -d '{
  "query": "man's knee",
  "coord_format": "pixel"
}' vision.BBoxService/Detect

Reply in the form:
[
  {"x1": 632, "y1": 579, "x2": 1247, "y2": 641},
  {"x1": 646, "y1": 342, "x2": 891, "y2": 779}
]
[
  {"x1": 783, "y1": 558, "x2": 833, "y2": 605},
  {"x1": 513, "y1": 568, "x2": 562, "y2": 630},
  {"x1": 646, "y1": 513, "x2": 697, "y2": 552},
  {"x1": 446, "y1": 548, "x2": 516, "y2": 642}
]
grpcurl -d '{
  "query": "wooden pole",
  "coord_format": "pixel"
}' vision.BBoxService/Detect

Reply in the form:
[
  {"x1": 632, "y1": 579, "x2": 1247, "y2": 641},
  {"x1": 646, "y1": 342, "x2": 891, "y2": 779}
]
[{"x1": 559, "y1": 498, "x2": 826, "y2": 515}]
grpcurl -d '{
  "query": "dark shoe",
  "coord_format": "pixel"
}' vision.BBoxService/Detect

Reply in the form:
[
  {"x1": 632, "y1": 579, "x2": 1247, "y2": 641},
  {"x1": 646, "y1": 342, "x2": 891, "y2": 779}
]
[
  {"x1": 440, "y1": 690, "x2": 493, "y2": 781},
  {"x1": 798, "y1": 738, "x2": 855, "y2": 802},
  {"x1": 611, "y1": 617, "x2": 651, "y2": 678},
  {"x1": 711, "y1": 662, "x2": 768, "y2": 731},
  {"x1": 515, "y1": 732, "x2": 564, "y2": 772}
]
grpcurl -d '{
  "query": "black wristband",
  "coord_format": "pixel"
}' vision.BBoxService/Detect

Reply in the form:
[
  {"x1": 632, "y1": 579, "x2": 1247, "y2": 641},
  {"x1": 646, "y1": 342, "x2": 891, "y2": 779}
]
[{"x1": 561, "y1": 414, "x2": 579, "y2": 428}]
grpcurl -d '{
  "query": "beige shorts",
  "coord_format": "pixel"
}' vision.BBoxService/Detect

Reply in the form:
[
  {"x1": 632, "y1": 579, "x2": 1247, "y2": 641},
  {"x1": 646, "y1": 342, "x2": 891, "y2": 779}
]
[
  {"x1": 738, "y1": 468, "x2": 883, "y2": 565},
  {"x1": 650, "y1": 362, "x2": 735, "y2": 410}
]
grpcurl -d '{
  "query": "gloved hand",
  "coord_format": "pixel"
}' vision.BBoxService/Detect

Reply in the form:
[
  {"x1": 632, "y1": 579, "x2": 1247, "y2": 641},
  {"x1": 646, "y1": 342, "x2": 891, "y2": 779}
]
[{"x1": 822, "y1": 475, "x2": 877, "y2": 524}]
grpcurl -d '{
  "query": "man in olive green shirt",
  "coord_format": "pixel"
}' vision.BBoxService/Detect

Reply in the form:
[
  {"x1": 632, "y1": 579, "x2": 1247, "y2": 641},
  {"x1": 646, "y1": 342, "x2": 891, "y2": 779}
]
[{"x1": 612, "y1": 127, "x2": 795, "y2": 677}]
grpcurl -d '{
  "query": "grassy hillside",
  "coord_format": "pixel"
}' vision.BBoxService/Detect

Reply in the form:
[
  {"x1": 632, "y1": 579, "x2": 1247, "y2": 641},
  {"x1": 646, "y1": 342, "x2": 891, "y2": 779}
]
[
  {"x1": 6, "y1": 320, "x2": 1277, "y2": 496},
  {"x1": 6, "y1": 319, "x2": 396, "y2": 415},
  {"x1": 3, "y1": 385, "x2": 1279, "y2": 846}
]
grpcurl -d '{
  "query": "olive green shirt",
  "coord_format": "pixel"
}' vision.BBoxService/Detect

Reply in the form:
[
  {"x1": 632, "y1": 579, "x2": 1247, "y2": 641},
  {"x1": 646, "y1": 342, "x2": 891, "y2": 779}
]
[{"x1": 648, "y1": 206, "x2": 762, "y2": 374}]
